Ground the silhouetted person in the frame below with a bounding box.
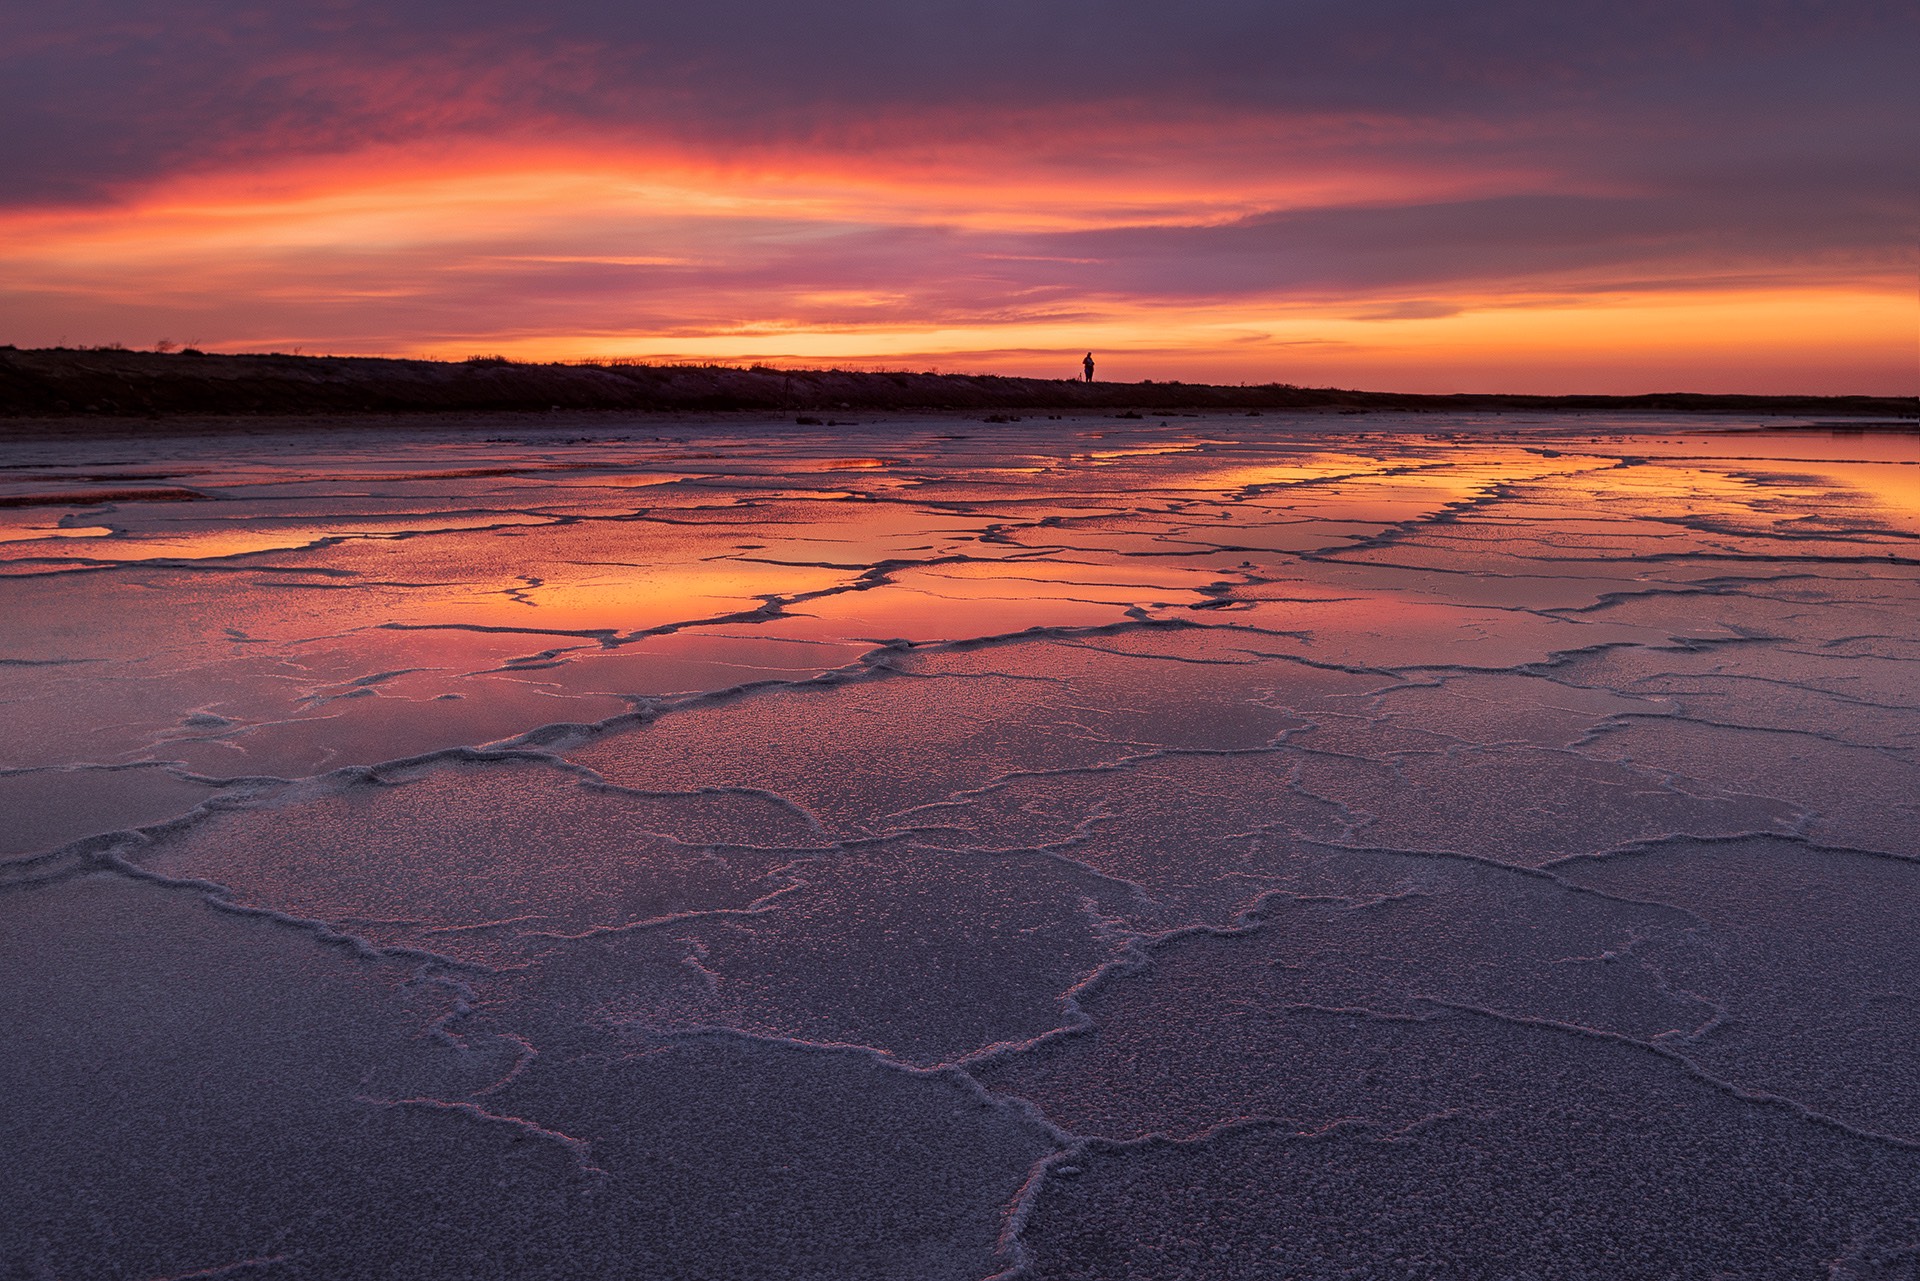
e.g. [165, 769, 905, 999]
[1083, 352, 1095, 383]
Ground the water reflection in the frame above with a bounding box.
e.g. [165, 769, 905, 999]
[1, 413, 1912, 779]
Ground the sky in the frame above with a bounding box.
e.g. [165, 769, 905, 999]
[2, 0, 1915, 393]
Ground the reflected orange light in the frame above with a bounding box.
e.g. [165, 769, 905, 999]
[1619, 433, 1920, 532]
[1803, 462, 1920, 531]
[0, 523, 114, 545]
[2, 516, 555, 564]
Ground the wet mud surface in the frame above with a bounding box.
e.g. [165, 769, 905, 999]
[3, 414, 1917, 1278]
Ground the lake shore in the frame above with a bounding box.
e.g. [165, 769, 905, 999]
[4, 346, 1913, 421]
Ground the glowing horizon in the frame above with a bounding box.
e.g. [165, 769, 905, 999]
[3, 3, 1914, 395]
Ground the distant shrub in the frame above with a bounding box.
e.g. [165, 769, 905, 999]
[464, 354, 513, 365]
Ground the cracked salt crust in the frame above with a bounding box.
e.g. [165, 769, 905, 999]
[3, 413, 1917, 1279]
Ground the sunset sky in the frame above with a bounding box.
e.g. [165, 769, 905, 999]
[3, 1, 1915, 393]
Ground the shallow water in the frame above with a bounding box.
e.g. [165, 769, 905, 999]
[3, 412, 1917, 1278]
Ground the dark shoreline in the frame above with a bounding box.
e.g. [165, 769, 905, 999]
[2, 346, 1913, 422]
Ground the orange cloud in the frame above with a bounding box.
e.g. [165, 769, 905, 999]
[1, 137, 1912, 395]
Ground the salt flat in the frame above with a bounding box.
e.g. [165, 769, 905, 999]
[3, 413, 1917, 1279]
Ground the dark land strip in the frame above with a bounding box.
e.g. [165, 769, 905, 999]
[3, 347, 1913, 426]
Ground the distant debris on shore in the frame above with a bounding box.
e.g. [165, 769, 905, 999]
[1, 346, 1912, 420]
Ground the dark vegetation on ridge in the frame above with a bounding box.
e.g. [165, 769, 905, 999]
[2, 346, 1913, 419]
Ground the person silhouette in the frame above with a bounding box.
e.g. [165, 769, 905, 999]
[1082, 352, 1095, 383]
